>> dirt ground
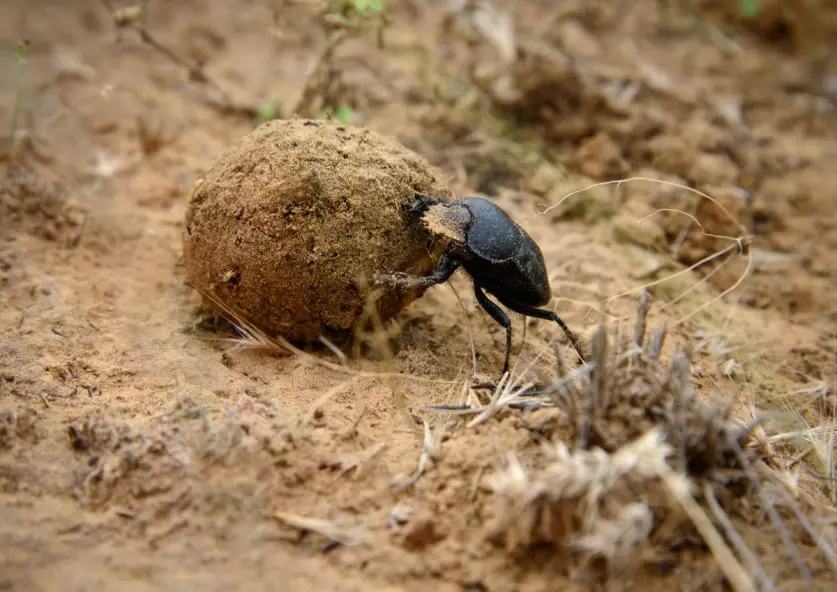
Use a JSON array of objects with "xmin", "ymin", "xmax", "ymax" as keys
[{"xmin": 3, "ymin": 1, "xmax": 837, "ymax": 590}]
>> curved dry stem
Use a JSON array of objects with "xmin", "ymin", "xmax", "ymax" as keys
[
  {"xmin": 660, "ymin": 251, "xmax": 734, "ymax": 310},
  {"xmin": 319, "ymin": 335, "xmax": 348, "ymax": 363},
  {"xmin": 605, "ymin": 241, "xmax": 739, "ymax": 303},
  {"xmin": 542, "ymin": 177, "xmax": 746, "ymax": 237},
  {"xmin": 672, "ymin": 243, "xmax": 752, "ymax": 327},
  {"xmin": 634, "ymin": 208, "xmax": 740, "ymax": 244},
  {"xmin": 541, "ymin": 176, "xmax": 753, "ymax": 329},
  {"xmin": 302, "ymin": 377, "xmax": 360, "ymax": 425},
  {"xmin": 662, "ymin": 473, "xmax": 755, "ymax": 592}
]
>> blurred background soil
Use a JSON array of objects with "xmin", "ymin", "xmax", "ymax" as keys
[{"xmin": 3, "ymin": 1, "xmax": 837, "ymax": 590}]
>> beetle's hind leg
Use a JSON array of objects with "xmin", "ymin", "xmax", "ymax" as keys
[
  {"xmin": 372, "ymin": 252, "xmax": 459, "ymax": 290},
  {"xmin": 501, "ymin": 300, "xmax": 586, "ymax": 364},
  {"xmin": 473, "ymin": 284, "xmax": 512, "ymax": 377}
]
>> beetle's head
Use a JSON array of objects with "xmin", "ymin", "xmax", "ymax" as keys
[{"xmin": 402, "ymin": 194, "xmax": 444, "ymax": 217}]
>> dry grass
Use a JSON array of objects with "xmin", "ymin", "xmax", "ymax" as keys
[
  {"xmin": 272, "ymin": 510, "xmax": 367, "ymax": 546},
  {"xmin": 480, "ymin": 295, "xmax": 837, "ymax": 590},
  {"xmin": 188, "ymin": 283, "xmax": 455, "ymax": 387},
  {"xmin": 542, "ymin": 176, "xmax": 753, "ymax": 330}
]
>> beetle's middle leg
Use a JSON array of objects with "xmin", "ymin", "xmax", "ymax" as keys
[
  {"xmin": 372, "ymin": 252, "xmax": 459, "ymax": 290},
  {"xmin": 473, "ymin": 284, "xmax": 513, "ymax": 377}
]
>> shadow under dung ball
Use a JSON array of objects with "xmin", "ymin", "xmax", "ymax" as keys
[{"xmin": 182, "ymin": 118, "xmax": 451, "ymax": 342}]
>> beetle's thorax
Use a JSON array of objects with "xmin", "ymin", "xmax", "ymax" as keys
[{"xmin": 420, "ymin": 203, "xmax": 471, "ymax": 247}]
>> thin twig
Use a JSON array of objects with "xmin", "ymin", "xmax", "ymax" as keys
[
  {"xmin": 757, "ymin": 462, "xmax": 837, "ymax": 573},
  {"xmin": 101, "ymin": 0, "xmax": 258, "ymax": 118},
  {"xmin": 704, "ymin": 482, "xmax": 775, "ymax": 592},
  {"xmin": 290, "ymin": 30, "xmax": 348, "ymax": 117},
  {"xmin": 730, "ymin": 443, "xmax": 812, "ymax": 583},
  {"xmin": 302, "ymin": 378, "xmax": 359, "ymax": 425},
  {"xmin": 273, "ymin": 511, "xmax": 364, "ymax": 546},
  {"xmin": 633, "ymin": 290, "xmax": 649, "ymax": 347},
  {"xmin": 662, "ymin": 473, "xmax": 755, "ymax": 592},
  {"xmin": 395, "ymin": 417, "xmax": 445, "ymax": 491}
]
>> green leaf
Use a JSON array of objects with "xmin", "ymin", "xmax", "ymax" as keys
[
  {"xmin": 317, "ymin": 105, "xmax": 355, "ymax": 124},
  {"xmin": 256, "ymin": 103, "xmax": 279, "ymax": 123},
  {"xmin": 13, "ymin": 40, "xmax": 30, "ymax": 64},
  {"xmin": 354, "ymin": 0, "xmax": 382, "ymax": 13},
  {"xmin": 738, "ymin": 0, "xmax": 760, "ymax": 18},
  {"xmin": 334, "ymin": 104, "xmax": 354, "ymax": 124}
]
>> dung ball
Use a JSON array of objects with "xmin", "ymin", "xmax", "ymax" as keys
[{"xmin": 182, "ymin": 118, "xmax": 451, "ymax": 342}]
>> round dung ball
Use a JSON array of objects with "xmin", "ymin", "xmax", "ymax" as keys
[{"xmin": 182, "ymin": 118, "xmax": 451, "ymax": 342}]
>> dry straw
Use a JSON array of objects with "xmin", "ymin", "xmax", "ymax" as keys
[
  {"xmin": 540, "ymin": 176, "xmax": 753, "ymax": 329},
  {"xmin": 482, "ymin": 295, "xmax": 835, "ymax": 591}
]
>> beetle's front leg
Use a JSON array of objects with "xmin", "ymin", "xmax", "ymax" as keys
[{"xmin": 373, "ymin": 252, "xmax": 460, "ymax": 290}]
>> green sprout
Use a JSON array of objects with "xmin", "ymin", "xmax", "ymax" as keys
[
  {"xmin": 738, "ymin": 0, "xmax": 760, "ymax": 18},
  {"xmin": 333, "ymin": 104, "xmax": 355, "ymax": 123},
  {"xmin": 10, "ymin": 40, "xmax": 30, "ymax": 151},
  {"xmin": 354, "ymin": 0, "xmax": 382, "ymax": 13},
  {"xmin": 317, "ymin": 104, "xmax": 355, "ymax": 124},
  {"xmin": 255, "ymin": 102, "xmax": 280, "ymax": 125},
  {"xmin": 13, "ymin": 40, "xmax": 29, "ymax": 64}
]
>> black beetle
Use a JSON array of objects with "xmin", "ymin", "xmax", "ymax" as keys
[{"xmin": 374, "ymin": 195, "xmax": 585, "ymax": 377}]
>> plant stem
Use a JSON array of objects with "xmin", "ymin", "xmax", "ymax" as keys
[{"xmin": 10, "ymin": 41, "xmax": 30, "ymax": 152}]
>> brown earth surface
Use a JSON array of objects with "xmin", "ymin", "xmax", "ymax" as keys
[{"xmin": 3, "ymin": 1, "xmax": 837, "ymax": 590}]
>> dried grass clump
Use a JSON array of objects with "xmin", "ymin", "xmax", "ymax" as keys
[
  {"xmin": 553, "ymin": 293, "xmax": 753, "ymax": 475},
  {"xmin": 489, "ymin": 429, "xmax": 670, "ymax": 566},
  {"xmin": 486, "ymin": 293, "xmax": 837, "ymax": 590}
]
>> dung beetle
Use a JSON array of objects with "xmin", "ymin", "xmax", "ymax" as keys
[{"xmin": 374, "ymin": 195, "xmax": 585, "ymax": 378}]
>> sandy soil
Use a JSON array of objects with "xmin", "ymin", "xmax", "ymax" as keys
[{"xmin": 3, "ymin": 1, "xmax": 837, "ymax": 590}]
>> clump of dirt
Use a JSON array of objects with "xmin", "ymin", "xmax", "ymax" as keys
[
  {"xmin": 0, "ymin": 407, "xmax": 41, "ymax": 450},
  {"xmin": 182, "ymin": 118, "xmax": 452, "ymax": 342},
  {"xmin": 66, "ymin": 415, "xmax": 187, "ymax": 511},
  {"xmin": 0, "ymin": 157, "xmax": 85, "ymax": 244},
  {"xmin": 483, "ymin": 46, "xmax": 628, "ymax": 148}
]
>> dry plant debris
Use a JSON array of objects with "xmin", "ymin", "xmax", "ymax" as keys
[{"xmin": 481, "ymin": 294, "xmax": 837, "ymax": 590}]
